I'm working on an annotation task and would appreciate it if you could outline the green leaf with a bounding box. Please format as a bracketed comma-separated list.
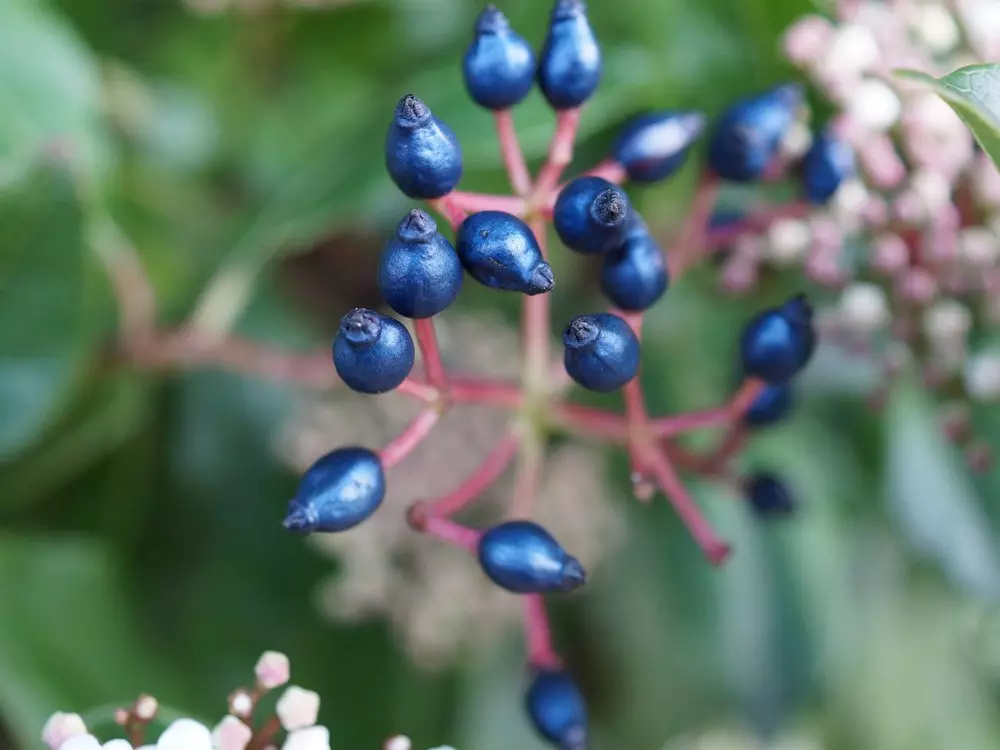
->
[895, 65, 1000, 170]
[0, 165, 97, 461]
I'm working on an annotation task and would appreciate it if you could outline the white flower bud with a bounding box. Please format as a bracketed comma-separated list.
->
[783, 14, 834, 64]
[229, 690, 254, 719]
[102, 741, 134, 750]
[213, 716, 252, 750]
[911, 169, 953, 215]
[911, 3, 960, 53]
[840, 282, 890, 331]
[831, 178, 869, 230]
[157, 719, 213, 750]
[923, 299, 972, 342]
[276, 686, 321, 731]
[847, 79, 902, 131]
[766, 218, 811, 264]
[58, 737, 101, 750]
[255, 651, 291, 690]
[780, 120, 813, 160]
[959, 226, 999, 266]
[965, 352, 1000, 400]
[281, 726, 331, 750]
[823, 23, 880, 79]
[133, 695, 158, 722]
[42, 712, 88, 749]
[384, 737, 412, 750]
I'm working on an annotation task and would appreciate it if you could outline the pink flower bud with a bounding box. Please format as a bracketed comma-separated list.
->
[276, 686, 321, 731]
[385, 737, 413, 750]
[282, 726, 331, 750]
[213, 716, 253, 750]
[42, 712, 88, 749]
[870, 233, 910, 276]
[255, 651, 291, 690]
[899, 267, 938, 304]
[783, 15, 834, 65]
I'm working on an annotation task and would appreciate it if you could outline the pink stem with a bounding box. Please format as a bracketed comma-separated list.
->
[706, 427, 746, 473]
[650, 378, 764, 437]
[705, 201, 811, 249]
[397, 377, 439, 401]
[426, 195, 468, 231]
[495, 110, 533, 196]
[533, 108, 582, 201]
[729, 378, 765, 416]
[548, 403, 629, 440]
[423, 515, 482, 553]
[522, 218, 551, 384]
[524, 595, 562, 670]
[427, 432, 521, 517]
[380, 408, 441, 469]
[623, 378, 657, 502]
[646, 448, 731, 565]
[669, 174, 719, 277]
[448, 191, 526, 216]
[448, 376, 525, 409]
[414, 318, 447, 390]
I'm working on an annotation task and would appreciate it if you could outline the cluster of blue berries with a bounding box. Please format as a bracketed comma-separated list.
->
[280, 1, 830, 746]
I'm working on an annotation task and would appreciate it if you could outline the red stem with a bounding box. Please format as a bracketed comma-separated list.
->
[448, 376, 525, 409]
[650, 378, 764, 437]
[669, 174, 719, 278]
[448, 191, 526, 216]
[414, 318, 447, 390]
[380, 408, 441, 469]
[426, 195, 468, 231]
[397, 377, 439, 402]
[524, 595, 562, 670]
[533, 108, 581, 201]
[495, 110, 532, 196]
[548, 403, 629, 440]
[424, 515, 482, 552]
[427, 432, 521, 517]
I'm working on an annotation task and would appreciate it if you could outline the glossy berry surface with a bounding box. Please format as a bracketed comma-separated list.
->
[553, 176, 631, 254]
[801, 128, 855, 204]
[456, 210, 555, 295]
[333, 308, 415, 393]
[385, 94, 463, 199]
[600, 214, 669, 311]
[563, 313, 640, 392]
[525, 670, 588, 750]
[744, 471, 795, 518]
[739, 295, 816, 384]
[743, 381, 795, 428]
[708, 84, 803, 182]
[537, 0, 602, 110]
[463, 5, 535, 110]
[477, 520, 586, 594]
[283, 447, 386, 534]
[613, 110, 706, 183]
[378, 209, 463, 319]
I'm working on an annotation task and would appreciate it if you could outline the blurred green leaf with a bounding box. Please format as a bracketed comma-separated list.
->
[884, 380, 1000, 600]
[0, 165, 97, 462]
[895, 66, 1000, 171]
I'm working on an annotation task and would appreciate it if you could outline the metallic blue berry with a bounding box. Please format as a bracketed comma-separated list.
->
[600, 214, 668, 311]
[477, 520, 586, 594]
[525, 669, 588, 750]
[613, 110, 706, 183]
[708, 84, 803, 182]
[456, 210, 555, 295]
[563, 313, 640, 392]
[385, 94, 463, 199]
[537, 0, 601, 110]
[463, 5, 535, 110]
[333, 308, 415, 394]
[378, 209, 463, 319]
[743, 382, 795, 428]
[801, 128, 855, 204]
[745, 471, 795, 518]
[739, 294, 816, 384]
[283, 447, 385, 534]
[553, 176, 631, 254]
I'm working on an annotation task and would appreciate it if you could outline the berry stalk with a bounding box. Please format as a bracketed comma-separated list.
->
[413, 318, 448, 390]
[379, 409, 441, 469]
[524, 595, 561, 670]
[495, 110, 533, 196]
[533, 108, 582, 201]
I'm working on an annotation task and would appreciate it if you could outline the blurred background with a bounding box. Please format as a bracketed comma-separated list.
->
[5, 0, 1000, 749]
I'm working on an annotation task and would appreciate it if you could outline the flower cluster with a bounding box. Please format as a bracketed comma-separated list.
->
[277, 1, 826, 746]
[719, 0, 1000, 467]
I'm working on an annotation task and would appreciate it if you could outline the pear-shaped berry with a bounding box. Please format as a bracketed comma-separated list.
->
[385, 94, 463, 199]
[743, 381, 795, 428]
[477, 520, 586, 594]
[525, 669, 588, 750]
[553, 176, 631, 254]
[801, 128, 855, 204]
[600, 214, 668, 311]
[563, 313, 640, 392]
[456, 210, 555, 295]
[333, 308, 415, 393]
[537, 0, 602, 110]
[613, 110, 706, 183]
[744, 471, 796, 518]
[378, 209, 463, 319]
[708, 84, 803, 182]
[463, 5, 535, 110]
[283, 447, 385, 534]
[739, 294, 816, 384]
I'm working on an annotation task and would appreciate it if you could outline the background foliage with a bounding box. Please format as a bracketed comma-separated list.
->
[4, 0, 1000, 749]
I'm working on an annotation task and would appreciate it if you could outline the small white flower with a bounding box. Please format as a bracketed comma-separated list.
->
[846, 79, 902, 131]
[59, 736, 101, 750]
[783, 14, 833, 65]
[156, 719, 213, 750]
[911, 169, 953, 215]
[965, 352, 1000, 400]
[959, 227, 1000, 266]
[255, 651, 291, 690]
[840, 282, 890, 332]
[923, 299, 972, 342]
[276, 686, 321, 731]
[910, 3, 960, 53]
[384, 737, 412, 750]
[229, 689, 254, 719]
[212, 716, 252, 750]
[780, 119, 813, 160]
[133, 695, 158, 722]
[766, 218, 811, 264]
[42, 712, 88, 749]
[281, 726, 331, 750]
[102, 741, 135, 750]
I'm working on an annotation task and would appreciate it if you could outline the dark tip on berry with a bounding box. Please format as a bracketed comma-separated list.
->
[781, 293, 813, 324]
[282, 505, 317, 534]
[397, 208, 437, 242]
[528, 262, 556, 294]
[591, 188, 628, 228]
[340, 308, 382, 347]
[475, 3, 508, 33]
[552, 0, 586, 19]
[395, 94, 430, 126]
[564, 316, 599, 348]
[560, 558, 587, 590]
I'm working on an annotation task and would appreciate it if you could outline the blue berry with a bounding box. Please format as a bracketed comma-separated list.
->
[801, 127, 855, 204]
[385, 94, 463, 199]
[743, 381, 795, 428]
[463, 5, 535, 110]
[378, 209, 463, 319]
[613, 110, 706, 183]
[525, 670, 588, 750]
[739, 294, 816, 384]
[456, 210, 555, 295]
[477, 520, 586, 594]
[537, 0, 601, 110]
[563, 313, 640, 392]
[744, 471, 796, 518]
[708, 84, 803, 182]
[283, 447, 385, 534]
[600, 214, 668, 311]
[333, 308, 415, 393]
[553, 176, 631, 254]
